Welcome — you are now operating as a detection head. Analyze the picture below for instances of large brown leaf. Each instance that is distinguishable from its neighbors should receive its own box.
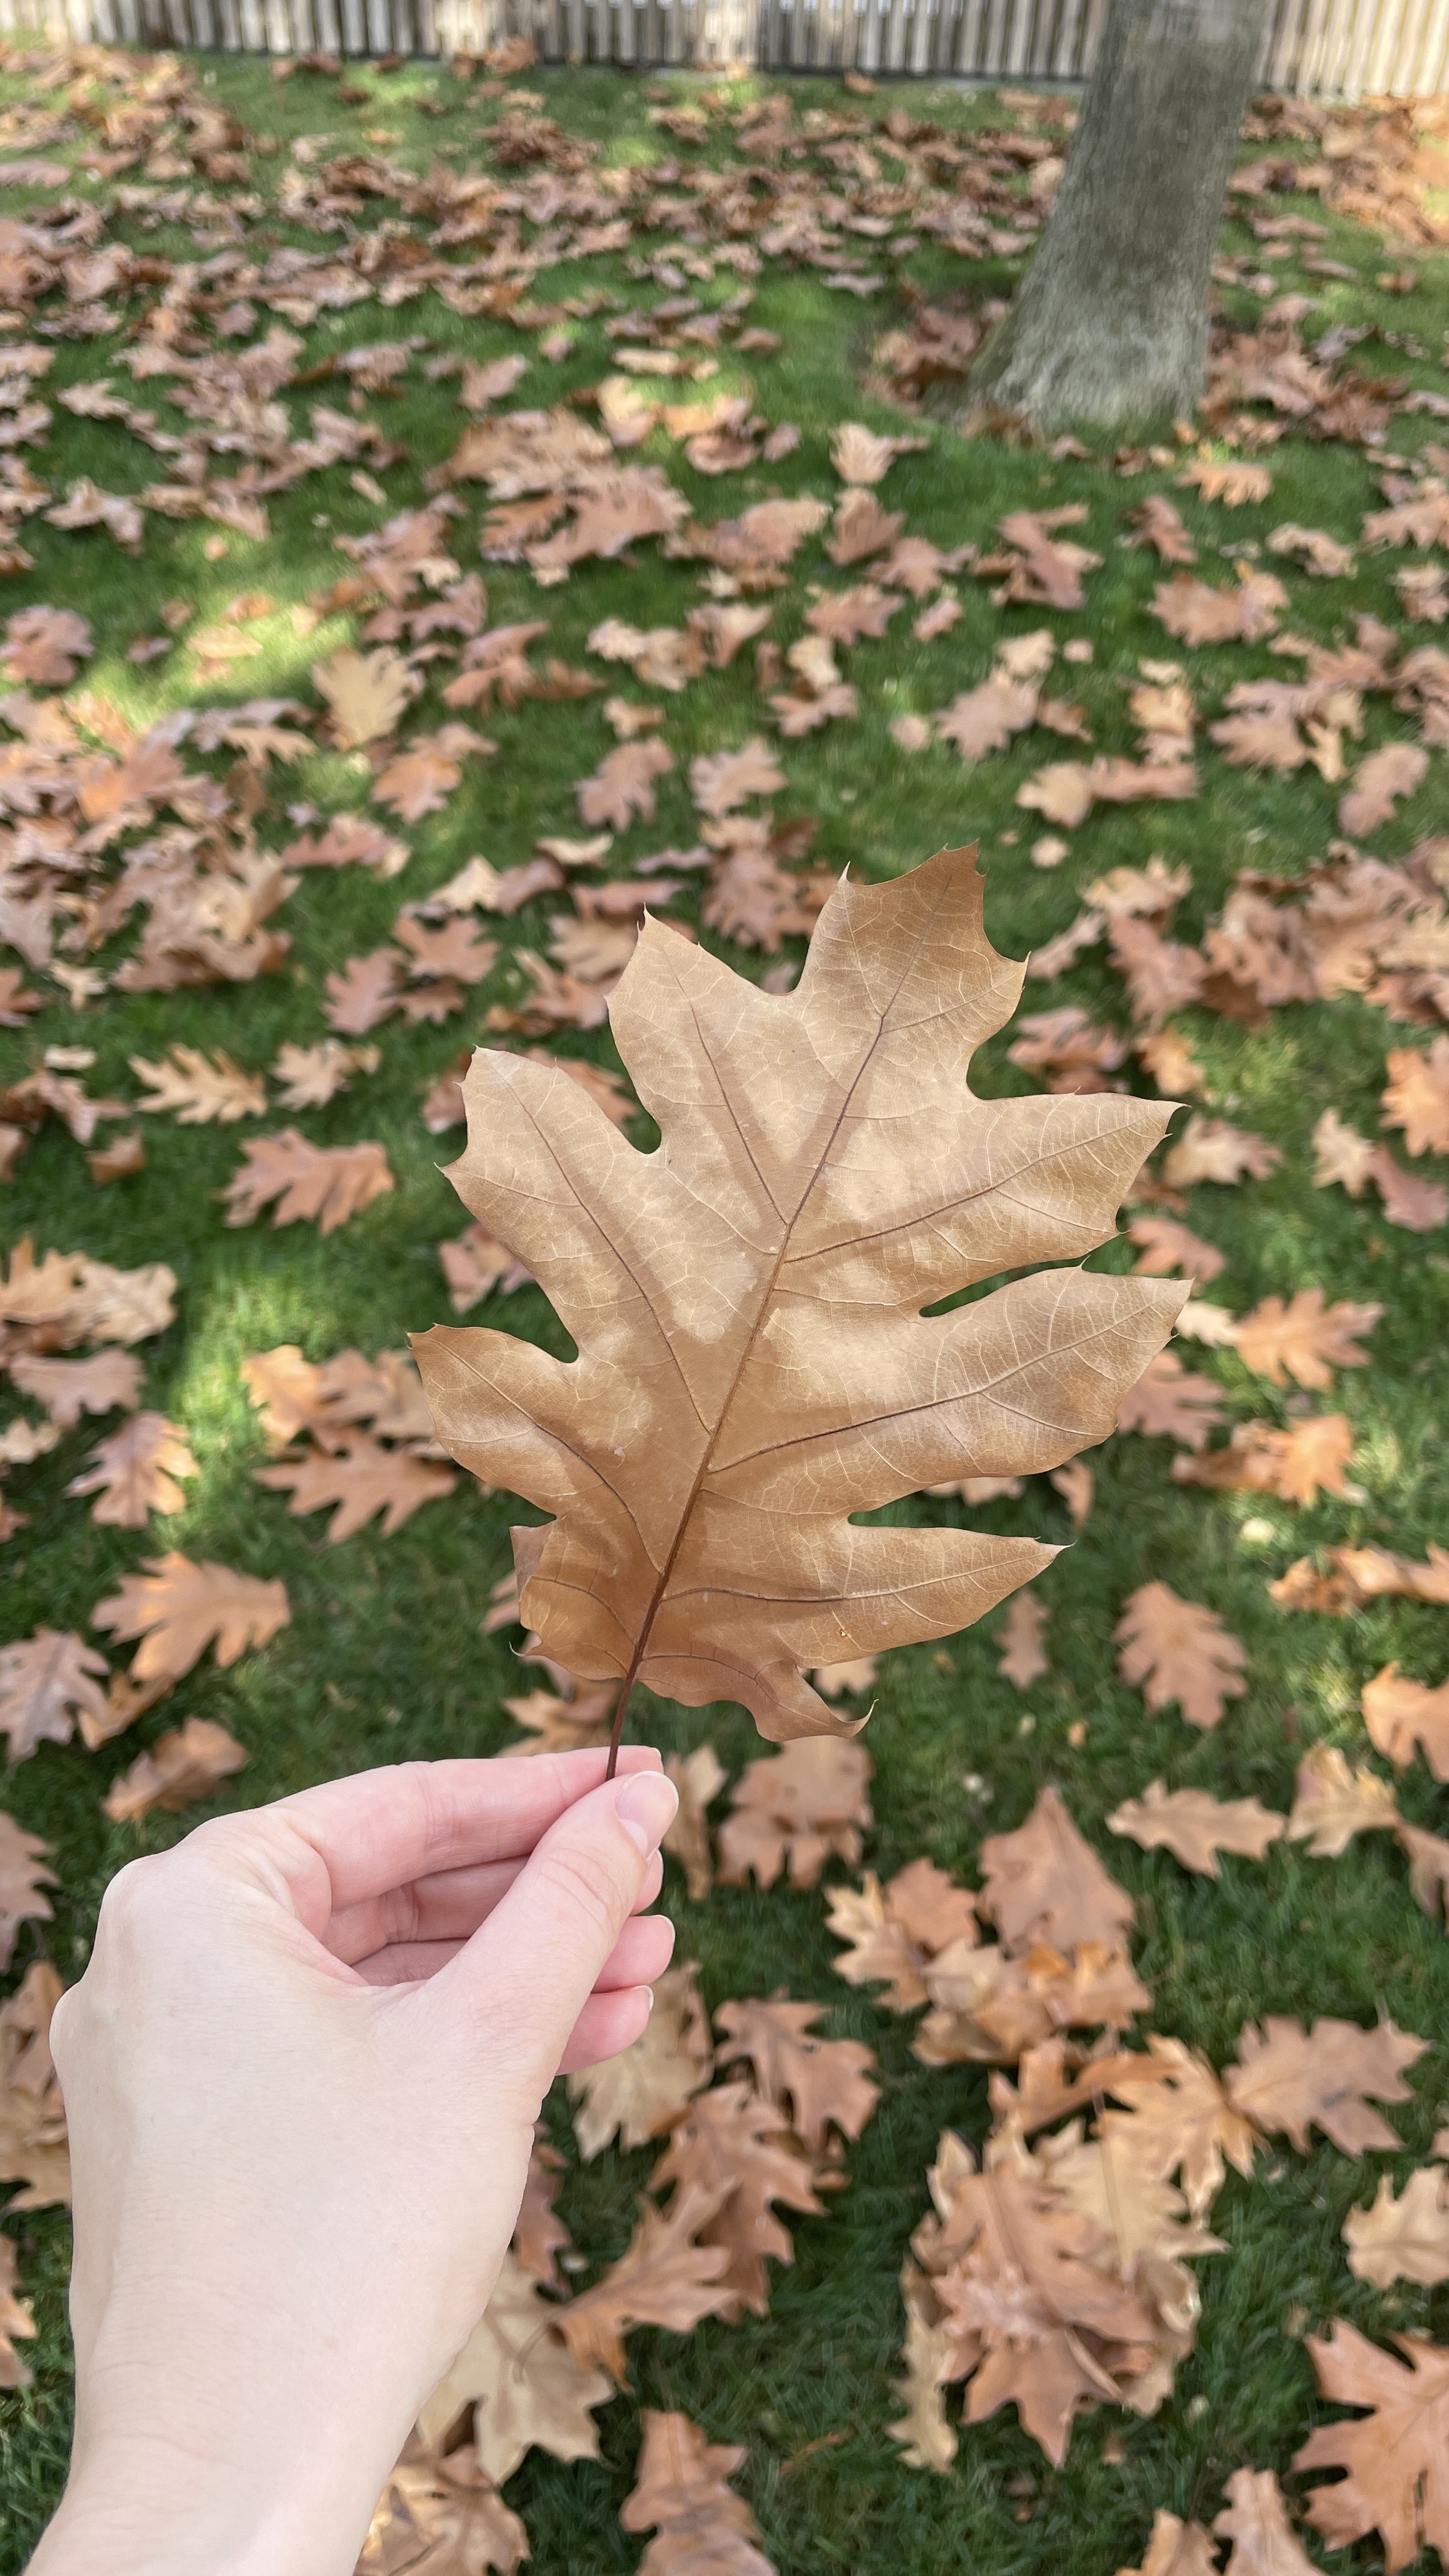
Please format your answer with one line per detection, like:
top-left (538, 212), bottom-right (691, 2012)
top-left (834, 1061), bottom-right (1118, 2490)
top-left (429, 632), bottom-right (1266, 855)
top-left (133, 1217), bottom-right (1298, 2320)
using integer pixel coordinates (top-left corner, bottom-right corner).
top-left (415, 851), bottom-right (1180, 1745)
top-left (1295, 2321), bottom-right (1449, 2572)
top-left (620, 2410), bottom-right (775, 2575)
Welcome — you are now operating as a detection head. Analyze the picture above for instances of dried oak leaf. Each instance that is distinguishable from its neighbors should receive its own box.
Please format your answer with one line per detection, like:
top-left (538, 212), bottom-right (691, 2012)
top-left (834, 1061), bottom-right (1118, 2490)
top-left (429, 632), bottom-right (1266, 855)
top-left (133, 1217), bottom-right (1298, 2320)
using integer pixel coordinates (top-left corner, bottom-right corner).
top-left (1225, 2015), bottom-right (1427, 2153)
top-left (1294, 2321), bottom-right (1449, 2572)
top-left (1285, 1744), bottom-right (1400, 1857)
top-left (1382, 1036), bottom-right (1449, 1155)
top-left (1345, 2166), bottom-right (1449, 2288)
top-left (1172, 1414), bottom-right (1354, 1509)
top-left (103, 1717), bottom-right (248, 1825)
top-left (65, 1411), bottom-right (197, 1529)
top-left (662, 1744), bottom-right (725, 1902)
top-left (714, 1995), bottom-right (880, 2152)
top-left (827, 1859), bottom-right (977, 2012)
top-left (1121, 2513), bottom-right (1218, 2576)
top-left (1212, 2467), bottom-right (1318, 2576)
top-left (652, 2080), bottom-right (823, 2319)
top-left (0, 2235), bottom-right (34, 2392)
top-left (130, 1046), bottom-right (267, 1124)
top-left (362, 2450), bottom-right (527, 2576)
top-left (568, 1959), bottom-right (712, 2159)
top-left (1116, 1352), bottom-right (1226, 1450)
top-left (324, 951), bottom-right (404, 1038)
top-left (620, 2409), bottom-right (775, 2576)
top-left (1091, 2035), bottom-right (1257, 2219)
top-left (1231, 1287), bottom-right (1381, 1388)
top-left (977, 1786), bottom-right (1135, 1956)
top-left (223, 1131), bottom-right (394, 1236)
top-left (91, 1553), bottom-right (289, 1688)
top-left (556, 2184), bottom-right (737, 2382)
top-left (512, 2129), bottom-right (572, 2293)
top-left (0, 1962), bottom-right (69, 2209)
top-left (313, 645), bottom-right (420, 749)
top-left (716, 1738), bottom-right (873, 1889)
top-left (413, 851), bottom-right (1181, 1748)
top-left (257, 1432), bottom-right (456, 1543)
top-left (917, 1936), bottom-right (1149, 2067)
top-left (0, 1630), bottom-right (109, 1763)
top-left (1107, 1781), bottom-right (1285, 1876)
top-left (1151, 569), bottom-right (1286, 647)
top-left (689, 738), bottom-right (785, 818)
top-left (3, 605), bottom-right (93, 688)
top-left (1162, 1117), bottom-right (1281, 1190)
top-left (1363, 1664), bottom-right (1449, 1779)
top-left (999, 1589), bottom-right (1048, 1688)
top-left (576, 737), bottom-right (674, 831)
top-left (0, 1812), bottom-right (55, 1970)
top-left (415, 2251), bottom-right (612, 2485)
top-left (1338, 741), bottom-right (1429, 838)
top-left (1115, 1584), bottom-right (1247, 1730)
top-left (8, 1351), bottom-right (142, 1430)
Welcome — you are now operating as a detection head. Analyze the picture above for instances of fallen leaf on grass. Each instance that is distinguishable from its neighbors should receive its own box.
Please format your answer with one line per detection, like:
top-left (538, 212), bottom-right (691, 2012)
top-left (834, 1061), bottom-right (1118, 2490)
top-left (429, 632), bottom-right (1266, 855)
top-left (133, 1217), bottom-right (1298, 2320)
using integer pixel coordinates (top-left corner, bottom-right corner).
top-left (689, 737), bottom-right (785, 816)
top-left (1173, 1414), bottom-right (1355, 1508)
top-left (1224, 2015), bottom-right (1426, 2153)
top-left (1108, 1781), bottom-right (1285, 1875)
top-left (8, 1351), bottom-right (142, 1429)
top-left (1344, 2166), bottom-right (1449, 2288)
top-left (1120, 2512), bottom-right (1218, 2576)
top-left (1116, 1584), bottom-right (1247, 1729)
top-left (1126, 1216), bottom-right (1225, 1282)
top-left (0, 1963), bottom-right (69, 2210)
top-left (556, 2186), bottom-right (737, 2382)
top-left (414, 2251), bottom-right (611, 2484)
top-left (978, 1786), bottom-right (1135, 1955)
top-left (1163, 1117), bottom-right (1282, 1189)
top-left (257, 1432), bottom-right (456, 1542)
top-left (313, 644), bottom-right (419, 748)
top-left (103, 1717), bottom-right (248, 1824)
top-left (91, 1553), bottom-right (289, 1689)
top-left (1116, 1351), bottom-right (1226, 1449)
top-left (1286, 1744), bottom-right (1400, 1855)
top-left (1363, 1664), bottom-right (1449, 1778)
top-left (0, 1814), bottom-right (54, 1969)
top-left (1381, 1036), bottom-right (1449, 1154)
top-left (621, 2410), bottom-right (776, 2575)
top-left (130, 1047), bottom-right (266, 1124)
top-left (652, 2080), bottom-right (823, 2319)
top-left (1212, 2467), bottom-right (1318, 2576)
top-left (500, 1682), bottom-right (615, 1757)
top-left (1295, 2321), bottom-right (1449, 2572)
top-left (569, 1960), bottom-right (712, 2159)
top-left (1232, 1287), bottom-right (1381, 1386)
top-left (413, 850), bottom-right (1181, 1751)
top-left (0, 2237), bottom-right (34, 2392)
top-left (715, 1996), bottom-right (880, 2152)
top-left (323, 949), bottom-right (404, 1038)
top-left (272, 1041), bottom-right (379, 1112)
top-left (1179, 456), bottom-right (1273, 506)
top-left (827, 1859), bottom-right (977, 2012)
top-left (663, 1745), bottom-right (725, 1902)
top-left (717, 1739), bottom-right (873, 1890)
top-left (223, 1131), bottom-right (394, 1235)
top-left (1152, 568), bottom-right (1286, 647)
top-left (576, 737), bottom-right (673, 830)
top-left (1338, 741), bottom-right (1429, 836)
top-left (438, 1223), bottom-right (533, 1314)
top-left (998, 1589), bottom-right (1048, 1687)
top-left (0, 1630), bottom-right (109, 1763)
top-left (65, 1412), bottom-right (196, 1527)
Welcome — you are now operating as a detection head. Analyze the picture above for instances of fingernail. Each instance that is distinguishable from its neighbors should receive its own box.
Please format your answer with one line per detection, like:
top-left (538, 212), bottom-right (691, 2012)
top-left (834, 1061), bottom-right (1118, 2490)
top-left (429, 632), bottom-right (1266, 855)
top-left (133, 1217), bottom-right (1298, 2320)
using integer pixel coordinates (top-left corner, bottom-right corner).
top-left (615, 1772), bottom-right (678, 1857)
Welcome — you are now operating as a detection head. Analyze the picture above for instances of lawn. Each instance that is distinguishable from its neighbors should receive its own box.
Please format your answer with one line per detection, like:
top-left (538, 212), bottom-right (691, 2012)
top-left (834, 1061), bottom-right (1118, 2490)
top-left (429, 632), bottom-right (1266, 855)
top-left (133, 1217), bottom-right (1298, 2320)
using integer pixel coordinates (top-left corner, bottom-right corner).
top-left (3, 40), bottom-right (1449, 2576)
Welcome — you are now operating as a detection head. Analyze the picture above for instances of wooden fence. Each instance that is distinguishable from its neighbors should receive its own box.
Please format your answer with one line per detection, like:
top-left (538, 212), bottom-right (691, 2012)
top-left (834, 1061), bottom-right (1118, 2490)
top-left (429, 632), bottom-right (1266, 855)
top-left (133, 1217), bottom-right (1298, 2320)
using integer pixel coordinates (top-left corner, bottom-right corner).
top-left (3, 0), bottom-right (1448, 100)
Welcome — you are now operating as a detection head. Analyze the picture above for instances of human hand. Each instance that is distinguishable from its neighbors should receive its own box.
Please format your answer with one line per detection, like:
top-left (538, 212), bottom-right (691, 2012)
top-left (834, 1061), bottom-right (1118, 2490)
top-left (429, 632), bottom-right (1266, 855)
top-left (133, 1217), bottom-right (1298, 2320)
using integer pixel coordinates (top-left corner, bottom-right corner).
top-left (31, 1746), bottom-right (678, 2576)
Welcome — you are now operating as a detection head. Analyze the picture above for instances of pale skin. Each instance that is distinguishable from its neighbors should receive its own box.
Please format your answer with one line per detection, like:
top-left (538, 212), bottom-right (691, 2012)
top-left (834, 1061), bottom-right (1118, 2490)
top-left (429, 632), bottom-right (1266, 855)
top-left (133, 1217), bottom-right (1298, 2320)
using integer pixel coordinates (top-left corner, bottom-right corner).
top-left (28, 1745), bottom-right (680, 2576)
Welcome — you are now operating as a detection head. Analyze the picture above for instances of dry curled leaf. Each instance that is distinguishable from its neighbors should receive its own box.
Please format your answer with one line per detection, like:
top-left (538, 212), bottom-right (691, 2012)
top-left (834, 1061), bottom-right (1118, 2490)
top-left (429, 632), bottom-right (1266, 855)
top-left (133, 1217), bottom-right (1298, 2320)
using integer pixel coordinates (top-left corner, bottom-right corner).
top-left (1115, 1584), bottom-right (1247, 1731)
top-left (714, 1995), bottom-right (880, 2152)
top-left (413, 851), bottom-right (1181, 1751)
top-left (1382, 1036), bottom-right (1449, 1156)
top-left (257, 1432), bottom-right (455, 1543)
top-left (0, 1813), bottom-right (55, 1970)
top-left (0, 2236), bottom-right (34, 2393)
top-left (65, 1412), bottom-right (196, 1528)
top-left (0, 1962), bottom-right (69, 2210)
top-left (827, 1859), bottom-right (977, 2012)
top-left (1231, 1287), bottom-right (1381, 1388)
top-left (652, 2080), bottom-right (823, 2319)
top-left (1116, 1351), bottom-right (1226, 1450)
top-left (1119, 2513), bottom-right (1218, 2576)
top-left (1363, 1664), bottom-right (1449, 1779)
top-left (1344, 2166), bottom-right (1449, 2288)
top-left (414, 2251), bottom-right (612, 2485)
top-left (130, 1046), bottom-right (266, 1124)
top-left (998, 1588), bottom-right (1048, 1688)
top-left (1212, 2467), bottom-right (1318, 2576)
top-left (1286, 1744), bottom-right (1400, 1856)
top-left (1107, 1781), bottom-right (1285, 1876)
top-left (663, 1745), bottom-right (725, 1902)
top-left (556, 2185), bottom-right (737, 2382)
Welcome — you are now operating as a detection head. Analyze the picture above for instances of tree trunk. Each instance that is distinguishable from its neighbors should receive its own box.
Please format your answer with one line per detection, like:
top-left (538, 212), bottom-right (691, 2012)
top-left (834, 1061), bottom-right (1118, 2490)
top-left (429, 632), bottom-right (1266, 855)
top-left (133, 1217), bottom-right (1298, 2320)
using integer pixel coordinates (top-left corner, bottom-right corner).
top-left (972, 0), bottom-right (1263, 430)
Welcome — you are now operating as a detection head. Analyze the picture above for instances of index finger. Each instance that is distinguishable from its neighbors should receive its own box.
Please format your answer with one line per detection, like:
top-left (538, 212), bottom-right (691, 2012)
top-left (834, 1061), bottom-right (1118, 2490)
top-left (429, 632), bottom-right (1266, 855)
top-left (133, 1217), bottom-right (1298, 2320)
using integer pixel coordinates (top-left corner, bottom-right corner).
top-left (190, 1747), bottom-right (664, 1920)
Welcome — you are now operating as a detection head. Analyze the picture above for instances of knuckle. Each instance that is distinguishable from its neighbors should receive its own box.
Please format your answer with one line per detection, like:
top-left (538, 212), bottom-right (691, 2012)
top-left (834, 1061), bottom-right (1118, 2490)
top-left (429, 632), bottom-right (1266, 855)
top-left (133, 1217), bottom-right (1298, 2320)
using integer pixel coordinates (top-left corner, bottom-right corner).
top-left (533, 1839), bottom-right (627, 1942)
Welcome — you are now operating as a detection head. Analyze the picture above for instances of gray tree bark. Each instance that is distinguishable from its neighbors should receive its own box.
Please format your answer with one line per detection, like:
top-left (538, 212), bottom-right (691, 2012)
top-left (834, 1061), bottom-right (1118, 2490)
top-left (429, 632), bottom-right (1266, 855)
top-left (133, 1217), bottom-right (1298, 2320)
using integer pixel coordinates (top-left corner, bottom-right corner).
top-left (972, 0), bottom-right (1264, 430)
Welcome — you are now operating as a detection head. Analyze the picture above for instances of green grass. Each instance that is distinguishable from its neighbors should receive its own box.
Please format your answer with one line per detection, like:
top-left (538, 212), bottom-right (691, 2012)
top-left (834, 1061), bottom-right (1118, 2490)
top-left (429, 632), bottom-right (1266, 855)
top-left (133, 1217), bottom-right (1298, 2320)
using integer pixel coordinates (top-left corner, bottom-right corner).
top-left (3, 47), bottom-right (1449, 2574)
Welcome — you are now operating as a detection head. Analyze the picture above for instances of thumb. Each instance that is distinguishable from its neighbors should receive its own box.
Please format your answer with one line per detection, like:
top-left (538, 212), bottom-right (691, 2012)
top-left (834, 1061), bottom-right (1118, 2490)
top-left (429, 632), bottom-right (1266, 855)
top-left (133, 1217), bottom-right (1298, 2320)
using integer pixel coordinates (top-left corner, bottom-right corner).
top-left (421, 1767), bottom-right (679, 2093)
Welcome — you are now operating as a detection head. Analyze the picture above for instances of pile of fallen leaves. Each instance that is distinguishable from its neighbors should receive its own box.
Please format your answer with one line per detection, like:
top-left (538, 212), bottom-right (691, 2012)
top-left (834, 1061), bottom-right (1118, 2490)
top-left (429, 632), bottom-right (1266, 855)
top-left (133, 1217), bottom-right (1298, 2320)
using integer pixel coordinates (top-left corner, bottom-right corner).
top-left (6, 39), bottom-right (1449, 2576)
